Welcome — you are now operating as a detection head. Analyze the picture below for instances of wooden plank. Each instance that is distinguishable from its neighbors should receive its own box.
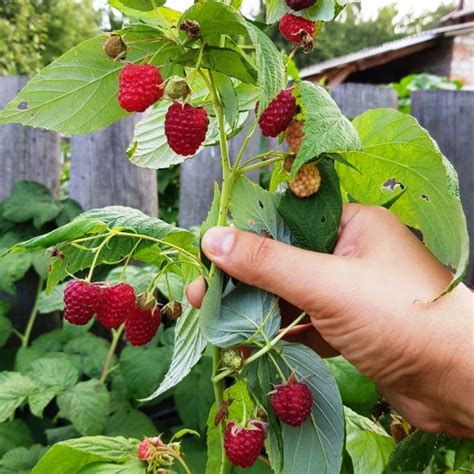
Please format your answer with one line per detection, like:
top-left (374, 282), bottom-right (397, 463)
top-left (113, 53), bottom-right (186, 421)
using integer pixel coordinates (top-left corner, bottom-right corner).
top-left (0, 76), bottom-right (61, 200)
top-left (412, 89), bottom-right (474, 284)
top-left (332, 83), bottom-right (398, 118)
top-left (69, 115), bottom-right (158, 217)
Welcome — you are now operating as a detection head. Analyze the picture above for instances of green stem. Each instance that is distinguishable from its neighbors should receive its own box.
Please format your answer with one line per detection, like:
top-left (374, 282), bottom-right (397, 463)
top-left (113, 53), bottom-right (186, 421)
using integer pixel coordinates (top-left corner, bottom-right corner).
top-left (100, 326), bottom-right (123, 383)
top-left (86, 233), bottom-right (116, 282)
top-left (233, 116), bottom-right (259, 169)
top-left (212, 312), bottom-right (307, 384)
top-left (21, 277), bottom-right (44, 348)
top-left (239, 155), bottom-right (285, 175)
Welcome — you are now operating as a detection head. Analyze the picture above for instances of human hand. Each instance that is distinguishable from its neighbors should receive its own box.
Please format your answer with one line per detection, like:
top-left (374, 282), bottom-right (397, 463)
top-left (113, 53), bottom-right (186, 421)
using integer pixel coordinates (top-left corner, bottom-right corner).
top-left (187, 204), bottom-right (474, 439)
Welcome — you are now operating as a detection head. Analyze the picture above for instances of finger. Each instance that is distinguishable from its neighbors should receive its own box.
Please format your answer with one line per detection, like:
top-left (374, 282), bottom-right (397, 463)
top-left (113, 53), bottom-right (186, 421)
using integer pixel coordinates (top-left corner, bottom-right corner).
top-left (201, 227), bottom-right (357, 313)
top-left (185, 276), bottom-right (206, 309)
top-left (283, 323), bottom-right (339, 358)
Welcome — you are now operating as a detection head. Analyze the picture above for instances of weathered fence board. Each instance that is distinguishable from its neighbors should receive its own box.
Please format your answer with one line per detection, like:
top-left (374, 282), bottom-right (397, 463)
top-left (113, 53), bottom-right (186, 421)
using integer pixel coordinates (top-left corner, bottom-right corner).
top-left (0, 76), bottom-right (61, 200)
top-left (412, 90), bottom-right (474, 283)
top-left (70, 116), bottom-right (158, 217)
top-left (332, 83), bottom-right (398, 117)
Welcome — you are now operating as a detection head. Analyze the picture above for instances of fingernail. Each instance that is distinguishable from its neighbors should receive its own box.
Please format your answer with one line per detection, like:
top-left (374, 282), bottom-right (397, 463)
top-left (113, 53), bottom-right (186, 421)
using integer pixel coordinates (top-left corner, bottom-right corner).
top-left (202, 227), bottom-right (235, 257)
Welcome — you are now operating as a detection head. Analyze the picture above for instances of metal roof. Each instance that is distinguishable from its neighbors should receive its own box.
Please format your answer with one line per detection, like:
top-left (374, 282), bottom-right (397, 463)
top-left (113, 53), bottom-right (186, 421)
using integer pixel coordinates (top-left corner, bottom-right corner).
top-left (301, 21), bottom-right (474, 78)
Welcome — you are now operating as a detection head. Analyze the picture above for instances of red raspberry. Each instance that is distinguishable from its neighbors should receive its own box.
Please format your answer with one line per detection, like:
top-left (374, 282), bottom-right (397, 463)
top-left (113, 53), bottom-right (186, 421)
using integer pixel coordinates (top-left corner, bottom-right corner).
top-left (96, 283), bottom-right (135, 329)
top-left (164, 103), bottom-right (209, 156)
top-left (137, 439), bottom-right (154, 461)
top-left (271, 377), bottom-right (313, 427)
top-left (124, 304), bottom-right (161, 346)
top-left (224, 420), bottom-right (266, 468)
top-left (64, 280), bottom-right (100, 325)
top-left (258, 90), bottom-right (296, 138)
top-left (118, 64), bottom-right (164, 112)
top-left (279, 13), bottom-right (316, 43)
top-left (285, 0), bottom-right (316, 11)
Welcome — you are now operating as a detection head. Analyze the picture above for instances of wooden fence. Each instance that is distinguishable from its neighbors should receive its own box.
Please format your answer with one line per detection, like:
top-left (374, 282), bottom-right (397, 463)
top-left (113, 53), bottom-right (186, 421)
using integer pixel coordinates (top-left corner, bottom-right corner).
top-left (1, 78), bottom-right (473, 285)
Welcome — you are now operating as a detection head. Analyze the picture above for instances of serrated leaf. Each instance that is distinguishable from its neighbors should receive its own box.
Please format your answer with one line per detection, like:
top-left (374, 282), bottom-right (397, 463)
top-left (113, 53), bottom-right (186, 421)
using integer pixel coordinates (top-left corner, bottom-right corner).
top-left (214, 73), bottom-right (240, 129)
top-left (273, 343), bottom-right (344, 474)
top-left (32, 436), bottom-right (138, 474)
top-left (37, 281), bottom-right (67, 314)
top-left (293, 82), bottom-right (361, 173)
top-left (279, 160), bottom-right (342, 252)
top-left (55, 198), bottom-right (83, 227)
top-left (344, 407), bottom-right (395, 474)
top-left (0, 445), bottom-right (47, 474)
top-left (141, 305), bottom-right (206, 400)
top-left (105, 265), bottom-right (157, 295)
top-left (119, 344), bottom-right (172, 400)
top-left (0, 233), bottom-right (33, 295)
top-left (0, 33), bottom-right (178, 134)
top-left (0, 314), bottom-right (13, 348)
top-left (326, 357), bottom-right (378, 417)
top-left (103, 409), bottom-right (156, 439)
top-left (338, 109), bottom-right (469, 293)
top-left (2, 181), bottom-right (62, 229)
top-left (246, 22), bottom-right (286, 113)
top-left (0, 420), bottom-right (33, 457)
top-left (57, 380), bottom-right (110, 435)
top-left (174, 357), bottom-right (214, 433)
top-left (231, 176), bottom-right (291, 243)
top-left (27, 357), bottom-right (80, 417)
top-left (0, 372), bottom-right (37, 423)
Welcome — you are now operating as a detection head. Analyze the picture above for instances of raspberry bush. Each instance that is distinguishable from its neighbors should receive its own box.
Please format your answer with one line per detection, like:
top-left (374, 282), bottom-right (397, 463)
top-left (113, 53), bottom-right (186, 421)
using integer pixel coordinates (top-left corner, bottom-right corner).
top-left (0, 1), bottom-right (470, 473)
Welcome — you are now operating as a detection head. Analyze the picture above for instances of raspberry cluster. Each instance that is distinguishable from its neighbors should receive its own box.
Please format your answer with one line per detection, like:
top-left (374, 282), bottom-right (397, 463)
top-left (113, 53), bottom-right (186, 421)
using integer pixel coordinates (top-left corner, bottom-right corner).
top-left (63, 280), bottom-right (162, 346)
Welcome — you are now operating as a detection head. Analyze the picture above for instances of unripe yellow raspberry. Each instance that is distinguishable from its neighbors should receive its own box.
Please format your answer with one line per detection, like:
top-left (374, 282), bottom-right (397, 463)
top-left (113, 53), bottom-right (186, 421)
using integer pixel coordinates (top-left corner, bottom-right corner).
top-left (285, 120), bottom-right (305, 154)
top-left (289, 163), bottom-right (321, 198)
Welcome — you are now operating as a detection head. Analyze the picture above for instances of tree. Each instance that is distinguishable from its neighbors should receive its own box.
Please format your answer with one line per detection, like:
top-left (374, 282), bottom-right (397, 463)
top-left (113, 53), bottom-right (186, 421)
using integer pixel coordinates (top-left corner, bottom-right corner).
top-left (0, 0), bottom-right (100, 75)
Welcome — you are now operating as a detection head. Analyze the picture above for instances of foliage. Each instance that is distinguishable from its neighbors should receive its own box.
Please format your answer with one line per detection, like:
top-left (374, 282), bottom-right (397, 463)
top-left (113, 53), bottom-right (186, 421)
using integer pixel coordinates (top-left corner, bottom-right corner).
top-left (0, 0), bottom-right (470, 473)
top-left (389, 73), bottom-right (464, 113)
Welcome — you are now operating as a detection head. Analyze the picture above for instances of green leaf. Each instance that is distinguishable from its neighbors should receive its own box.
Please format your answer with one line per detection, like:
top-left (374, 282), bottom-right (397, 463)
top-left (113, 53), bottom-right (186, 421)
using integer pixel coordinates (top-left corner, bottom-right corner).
top-left (0, 420), bottom-right (33, 457)
top-left (266, 0), bottom-right (337, 23)
top-left (0, 314), bottom-right (13, 348)
top-left (45, 425), bottom-right (80, 445)
top-left (278, 160), bottom-right (343, 253)
top-left (231, 176), bottom-right (291, 243)
top-left (79, 460), bottom-right (145, 474)
top-left (345, 407), bottom-right (395, 474)
top-left (2, 181), bottom-right (62, 229)
top-left (214, 72), bottom-right (240, 129)
top-left (0, 372), bottom-right (37, 423)
top-left (27, 357), bottom-right (80, 417)
top-left (385, 431), bottom-right (450, 473)
top-left (453, 440), bottom-right (474, 469)
top-left (0, 445), bottom-right (48, 474)
top-left (246, 22), bottom-right (286, 113)
top-left (0, 35), bottom-right (165, 134)
top-left (105, 265), bottom-right (157, 295)
top-left (57, 380), bottom-right (110, 436)
top-left (32, 436), bottom-right (138, 474)
top-left (110, 0), bottom-right (164, 13)
top-left (37, 282), bottom-right (67, 314)
top-left (293, 82), bottom-right (361, 173)
top-left (174, 357), bottom-right (214, 433)
top-left (0, 233), bottom-right (33, 295)
top-left (326, 357), bottom-right (378, 417)
top-left (338, 109), bottom-right (469, 292)
top-left (103, 409), bottom-right (156, 439)
top-left (55, 198), bottom-right (83, 227)
top-left (141, 305), bottom-right (206, 401)
top-left (119, 344), bottom-right (172, 400)
top-left (274, 343), bottom-right (344, 474)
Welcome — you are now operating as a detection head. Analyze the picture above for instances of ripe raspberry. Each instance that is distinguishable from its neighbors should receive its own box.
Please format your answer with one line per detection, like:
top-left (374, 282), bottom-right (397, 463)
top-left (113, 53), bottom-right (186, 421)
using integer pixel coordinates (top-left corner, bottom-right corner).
top-left (118, 64), bottom-right (164, 113)
top-left (285, 0), bottom-right (317, 10)
top-left (258, 90), bottom-right (297, 138)
top-left (64, 280), bottom-right (100, 325)
top-left (224, 420), bottom-right (266, 468)
top-left (279, 13), bottom-right (316, 43)
top-left (96, 283), bottom-right (135, 329)
top-left (124, 303), bottom-right (161, 346)
top-left (103, 34), bottom-right (127, 60)
top-left (271, 377), bottom-right (313, 427)
top-left (165, 103), bottom-right (209, 156)
top-left (285, 120), bottom-right (305, 154)
top-left (290, 163), bottom-right (321, 198)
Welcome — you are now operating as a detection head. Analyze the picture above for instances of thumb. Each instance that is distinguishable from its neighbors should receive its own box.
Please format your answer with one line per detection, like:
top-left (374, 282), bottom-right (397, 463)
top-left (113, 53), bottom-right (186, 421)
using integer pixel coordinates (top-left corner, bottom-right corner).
top-left (201, 227), bottom-right (357, 313)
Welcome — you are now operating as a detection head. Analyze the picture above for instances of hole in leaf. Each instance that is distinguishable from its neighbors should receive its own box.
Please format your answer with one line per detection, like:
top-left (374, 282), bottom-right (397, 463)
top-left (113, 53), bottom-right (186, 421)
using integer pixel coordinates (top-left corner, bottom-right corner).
top-left (421, 194), bottom-right (430, 202)
top-left (258, 200), bottom-right (264, 209)
top-left (17, 101), bottom-right (29, 110)
top-left (383, 178), bottom-right (405, 191)
top-left (321, 216), bottom-right (326, 224)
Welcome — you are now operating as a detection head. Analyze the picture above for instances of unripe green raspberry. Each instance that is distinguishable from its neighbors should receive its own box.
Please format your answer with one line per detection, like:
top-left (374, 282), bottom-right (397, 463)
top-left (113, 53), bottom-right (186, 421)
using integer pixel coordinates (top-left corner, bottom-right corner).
top-left (165, 77), bottom-right (191, 101)
top-left (221, 349), bottom-right (244, 371)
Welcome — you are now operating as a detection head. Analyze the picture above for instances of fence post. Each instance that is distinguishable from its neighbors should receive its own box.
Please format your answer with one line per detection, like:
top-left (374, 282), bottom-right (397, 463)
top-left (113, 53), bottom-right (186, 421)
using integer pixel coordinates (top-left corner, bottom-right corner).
top-left (0, 76), bottom-right (61, 200)
top-left (332, 83), bottom-right (398, 117)
top-left (69, 115), bottom-right (158, 217)
top-left (412, 89), bottom-right (474, 284)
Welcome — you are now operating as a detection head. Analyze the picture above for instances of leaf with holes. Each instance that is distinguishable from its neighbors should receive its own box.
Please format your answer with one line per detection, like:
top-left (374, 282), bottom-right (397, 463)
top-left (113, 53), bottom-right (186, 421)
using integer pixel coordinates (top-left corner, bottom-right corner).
top-left (338, 108), bottom-right (469, 292)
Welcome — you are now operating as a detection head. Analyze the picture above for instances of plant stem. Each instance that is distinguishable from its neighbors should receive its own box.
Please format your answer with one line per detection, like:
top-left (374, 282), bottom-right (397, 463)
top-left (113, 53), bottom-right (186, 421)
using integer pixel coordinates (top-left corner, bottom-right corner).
top-left (21, 277), bottom-right (44, 348)
top-left (239, 155), bottom-right (285, 175)
top-left (233, 116), bottom-right (259, 169)
top-left (100, 326), bottom-right (124, 383)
